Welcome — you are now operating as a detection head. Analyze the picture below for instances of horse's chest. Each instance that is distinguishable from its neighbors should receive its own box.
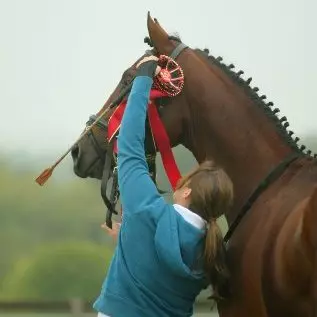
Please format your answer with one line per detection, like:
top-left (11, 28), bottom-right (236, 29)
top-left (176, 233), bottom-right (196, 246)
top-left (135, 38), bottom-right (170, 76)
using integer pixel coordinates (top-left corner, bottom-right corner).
top-left (223, 167), bottom-right (317, 317)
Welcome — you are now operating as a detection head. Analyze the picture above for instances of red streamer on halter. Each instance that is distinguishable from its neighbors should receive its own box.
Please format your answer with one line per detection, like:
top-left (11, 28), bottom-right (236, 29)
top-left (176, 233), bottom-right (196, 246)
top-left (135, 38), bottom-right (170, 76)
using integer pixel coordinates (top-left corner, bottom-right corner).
top-left (108, 89), bottom-right (181, 190)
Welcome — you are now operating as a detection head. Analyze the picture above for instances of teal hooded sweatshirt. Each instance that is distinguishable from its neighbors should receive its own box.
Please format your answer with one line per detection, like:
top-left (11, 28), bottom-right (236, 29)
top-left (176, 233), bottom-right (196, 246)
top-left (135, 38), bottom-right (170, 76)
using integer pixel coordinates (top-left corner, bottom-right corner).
top-left (93, 75), bottom-right (207, 317)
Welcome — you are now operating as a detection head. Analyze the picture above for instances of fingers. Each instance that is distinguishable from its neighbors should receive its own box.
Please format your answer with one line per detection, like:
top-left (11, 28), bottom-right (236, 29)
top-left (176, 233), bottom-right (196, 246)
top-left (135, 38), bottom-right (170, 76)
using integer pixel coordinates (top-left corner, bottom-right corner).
top-left (101, 221), bottom-right (121, 239)
top-left (136, 55), bottom-right (159, 69)
top-left (114, 222), bottom-right (122, 229)
top-left (155, 66), bottom-right (162, 76)
top-left (136, 56), bottom-right (161, 78)
top-left (101, 222), bottom-right (113, 234)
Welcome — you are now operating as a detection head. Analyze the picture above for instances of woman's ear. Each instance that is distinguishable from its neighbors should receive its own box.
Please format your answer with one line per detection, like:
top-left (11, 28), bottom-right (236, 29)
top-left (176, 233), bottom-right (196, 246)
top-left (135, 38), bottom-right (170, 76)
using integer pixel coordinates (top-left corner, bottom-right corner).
top-left (182, 187), bottom-right (192, 199)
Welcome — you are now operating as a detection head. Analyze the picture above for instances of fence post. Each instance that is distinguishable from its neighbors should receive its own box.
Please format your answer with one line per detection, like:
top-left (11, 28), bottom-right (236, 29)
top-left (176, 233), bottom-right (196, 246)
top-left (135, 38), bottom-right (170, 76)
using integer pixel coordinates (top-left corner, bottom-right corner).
top-left (69, 298), bottom-right (84, 316)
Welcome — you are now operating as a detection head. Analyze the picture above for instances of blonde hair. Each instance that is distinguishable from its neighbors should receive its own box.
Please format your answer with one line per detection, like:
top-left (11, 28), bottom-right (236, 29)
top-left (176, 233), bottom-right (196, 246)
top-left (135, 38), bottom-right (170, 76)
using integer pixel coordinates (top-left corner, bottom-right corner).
top-left (176, 160), bottom-right (233, 300)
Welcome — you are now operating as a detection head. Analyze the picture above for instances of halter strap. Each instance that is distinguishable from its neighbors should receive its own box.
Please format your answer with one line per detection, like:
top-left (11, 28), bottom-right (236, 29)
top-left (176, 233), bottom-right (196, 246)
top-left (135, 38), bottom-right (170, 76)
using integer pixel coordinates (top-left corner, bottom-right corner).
top-left (101, 142), bottom-right (118, 228)
top-left (170, 43), bottom-right (188, 60)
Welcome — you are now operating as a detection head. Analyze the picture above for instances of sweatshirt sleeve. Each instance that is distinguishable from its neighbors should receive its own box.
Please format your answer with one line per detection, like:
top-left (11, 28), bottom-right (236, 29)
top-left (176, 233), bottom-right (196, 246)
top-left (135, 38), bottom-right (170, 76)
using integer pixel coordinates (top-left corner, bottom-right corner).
top-left (117, 76), bottom-right (166, 215)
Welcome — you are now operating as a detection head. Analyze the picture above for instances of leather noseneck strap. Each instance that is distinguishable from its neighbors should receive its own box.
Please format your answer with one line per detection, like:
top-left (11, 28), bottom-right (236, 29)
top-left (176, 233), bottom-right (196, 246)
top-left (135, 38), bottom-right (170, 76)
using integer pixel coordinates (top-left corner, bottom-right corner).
top-left (170, 43), bottom-right (188, 60)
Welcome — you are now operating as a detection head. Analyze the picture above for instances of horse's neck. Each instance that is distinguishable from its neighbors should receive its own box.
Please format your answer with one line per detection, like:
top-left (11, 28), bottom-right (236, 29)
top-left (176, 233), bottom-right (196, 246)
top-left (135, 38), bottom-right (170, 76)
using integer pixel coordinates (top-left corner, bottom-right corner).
top-left (181, 52), bottom-right (295, 223)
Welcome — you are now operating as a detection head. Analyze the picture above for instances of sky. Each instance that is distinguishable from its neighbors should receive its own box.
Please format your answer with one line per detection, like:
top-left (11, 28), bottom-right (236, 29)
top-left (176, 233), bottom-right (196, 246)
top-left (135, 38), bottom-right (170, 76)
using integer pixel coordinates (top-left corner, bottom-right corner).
top-left (1, 0), bottom-right (316, 159)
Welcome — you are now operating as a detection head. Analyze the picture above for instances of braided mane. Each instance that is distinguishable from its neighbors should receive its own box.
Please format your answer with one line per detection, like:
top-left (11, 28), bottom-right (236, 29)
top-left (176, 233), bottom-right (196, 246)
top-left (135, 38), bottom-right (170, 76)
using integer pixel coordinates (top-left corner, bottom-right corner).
top-left (144, 35), bottom-right (314, 157)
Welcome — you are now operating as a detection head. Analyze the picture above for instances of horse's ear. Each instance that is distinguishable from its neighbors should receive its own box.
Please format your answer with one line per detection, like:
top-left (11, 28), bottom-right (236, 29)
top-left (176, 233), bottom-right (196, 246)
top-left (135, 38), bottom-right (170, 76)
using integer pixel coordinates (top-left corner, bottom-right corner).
top-left (153, 17), bottom-right (164, 30)
top-left (147, 12), bottom-right (174, 55)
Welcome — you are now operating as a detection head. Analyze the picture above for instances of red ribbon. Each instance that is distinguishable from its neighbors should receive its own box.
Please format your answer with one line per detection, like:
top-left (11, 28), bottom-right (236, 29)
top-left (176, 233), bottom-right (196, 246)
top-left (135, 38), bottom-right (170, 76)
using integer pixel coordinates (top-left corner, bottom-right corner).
top-left (108, 89), bottom-right (181, 190)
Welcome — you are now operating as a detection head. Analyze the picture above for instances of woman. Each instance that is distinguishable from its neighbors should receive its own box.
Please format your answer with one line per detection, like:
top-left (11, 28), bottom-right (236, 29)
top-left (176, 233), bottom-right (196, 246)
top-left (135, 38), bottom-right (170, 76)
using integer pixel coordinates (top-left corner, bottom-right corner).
top-left (94, 56), bottom-right (233, 317)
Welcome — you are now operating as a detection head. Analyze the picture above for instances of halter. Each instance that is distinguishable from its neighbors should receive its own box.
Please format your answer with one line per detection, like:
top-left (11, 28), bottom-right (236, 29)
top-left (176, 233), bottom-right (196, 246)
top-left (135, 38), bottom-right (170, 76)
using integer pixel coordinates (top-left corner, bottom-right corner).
top-left (87, 42), bottom-right (188, 228)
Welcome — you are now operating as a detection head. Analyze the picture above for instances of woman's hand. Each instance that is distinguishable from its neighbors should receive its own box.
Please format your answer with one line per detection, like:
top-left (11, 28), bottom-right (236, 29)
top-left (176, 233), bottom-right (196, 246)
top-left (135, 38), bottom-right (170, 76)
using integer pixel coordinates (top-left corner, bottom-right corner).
top-left (101, 221), bottom-right (121, 242)
top-left (136, 55), bottom-right (162, 78)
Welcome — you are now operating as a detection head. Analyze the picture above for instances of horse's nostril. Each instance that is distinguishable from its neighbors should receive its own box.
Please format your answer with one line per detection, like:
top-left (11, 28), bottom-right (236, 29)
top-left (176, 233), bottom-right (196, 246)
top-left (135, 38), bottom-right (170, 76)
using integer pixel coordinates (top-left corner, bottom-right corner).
top-left (71, 144), bottom-right (80, 160)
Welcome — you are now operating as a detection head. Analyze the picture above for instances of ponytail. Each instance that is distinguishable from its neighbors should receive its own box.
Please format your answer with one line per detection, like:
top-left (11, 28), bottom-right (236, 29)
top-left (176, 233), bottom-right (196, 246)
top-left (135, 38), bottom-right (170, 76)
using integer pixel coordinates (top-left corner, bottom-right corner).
top-left (176, 160), bottom-right (233, 300)
top-left (204, 218), bottom-right (230, 301)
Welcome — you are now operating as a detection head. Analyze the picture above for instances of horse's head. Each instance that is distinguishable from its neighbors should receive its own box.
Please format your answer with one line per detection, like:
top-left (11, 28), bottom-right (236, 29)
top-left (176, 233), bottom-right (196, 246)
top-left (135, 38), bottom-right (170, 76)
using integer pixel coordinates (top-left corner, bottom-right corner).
top-left (71, 14), bottom-right (191, 180)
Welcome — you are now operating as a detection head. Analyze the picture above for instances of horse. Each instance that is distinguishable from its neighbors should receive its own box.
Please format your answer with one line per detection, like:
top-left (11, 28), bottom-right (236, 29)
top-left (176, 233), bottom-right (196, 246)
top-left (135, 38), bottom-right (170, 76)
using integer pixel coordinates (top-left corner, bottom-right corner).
top-left (71, 13), bottom-right (317, 317)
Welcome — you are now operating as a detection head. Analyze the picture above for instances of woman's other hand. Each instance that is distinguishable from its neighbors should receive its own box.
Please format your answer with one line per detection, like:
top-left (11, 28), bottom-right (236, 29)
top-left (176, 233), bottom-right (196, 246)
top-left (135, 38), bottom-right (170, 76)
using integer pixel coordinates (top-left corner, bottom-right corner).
top-left (101, 221), bottom-right (121, 241)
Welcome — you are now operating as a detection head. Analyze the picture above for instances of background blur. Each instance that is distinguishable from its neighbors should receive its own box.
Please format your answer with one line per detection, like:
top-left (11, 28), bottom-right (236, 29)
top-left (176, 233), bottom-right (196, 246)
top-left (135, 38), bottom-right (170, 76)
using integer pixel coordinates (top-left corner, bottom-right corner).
top-left (1, 0), bottom-right (316, 316)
